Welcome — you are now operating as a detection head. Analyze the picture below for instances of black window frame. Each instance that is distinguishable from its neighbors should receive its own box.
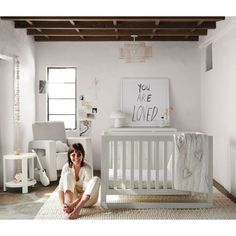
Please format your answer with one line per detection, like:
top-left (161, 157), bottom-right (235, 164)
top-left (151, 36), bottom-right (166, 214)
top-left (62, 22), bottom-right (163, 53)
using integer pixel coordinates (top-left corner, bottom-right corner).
top-left (47, 66), bottom-right (77, 130)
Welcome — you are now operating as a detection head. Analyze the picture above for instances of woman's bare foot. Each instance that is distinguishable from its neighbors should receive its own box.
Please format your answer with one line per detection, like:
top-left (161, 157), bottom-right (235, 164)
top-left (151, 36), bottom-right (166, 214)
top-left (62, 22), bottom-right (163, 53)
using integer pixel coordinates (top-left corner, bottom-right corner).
top-left (68, 209), bottom-right (80, 220)
top-left (63, 203), bottom-right (74, 213)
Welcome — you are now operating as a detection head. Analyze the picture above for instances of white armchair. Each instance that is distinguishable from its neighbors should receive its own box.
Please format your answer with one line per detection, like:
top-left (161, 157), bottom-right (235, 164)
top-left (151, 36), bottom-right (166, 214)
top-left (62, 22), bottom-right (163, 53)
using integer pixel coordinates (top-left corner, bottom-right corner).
top-left (28, 121), bottom-right (93, 182)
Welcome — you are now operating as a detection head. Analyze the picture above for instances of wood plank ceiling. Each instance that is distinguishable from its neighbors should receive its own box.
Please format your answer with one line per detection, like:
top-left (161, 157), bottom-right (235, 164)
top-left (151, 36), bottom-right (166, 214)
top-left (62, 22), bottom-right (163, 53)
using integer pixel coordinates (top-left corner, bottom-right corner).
top-left (1, 16), bottom-right (225, 42)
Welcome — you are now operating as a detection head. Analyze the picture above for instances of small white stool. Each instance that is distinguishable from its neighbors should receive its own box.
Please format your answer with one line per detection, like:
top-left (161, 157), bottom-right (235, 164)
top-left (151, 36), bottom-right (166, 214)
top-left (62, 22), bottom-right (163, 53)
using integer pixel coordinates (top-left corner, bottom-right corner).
top-left (3, 153), bottom-right (37, 193)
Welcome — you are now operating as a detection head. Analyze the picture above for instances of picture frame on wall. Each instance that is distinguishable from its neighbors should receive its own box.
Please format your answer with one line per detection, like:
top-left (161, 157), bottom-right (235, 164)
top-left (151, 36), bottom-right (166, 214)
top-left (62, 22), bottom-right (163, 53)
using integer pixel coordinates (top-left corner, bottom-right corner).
top-left (39, 80), bottom-right (47, 94)
top-left (87, 113), bottom-right (95, 119)
top-left (121, 77), bottom-right (170, 127)
top-left (92, 107), bottom-right (97, 114)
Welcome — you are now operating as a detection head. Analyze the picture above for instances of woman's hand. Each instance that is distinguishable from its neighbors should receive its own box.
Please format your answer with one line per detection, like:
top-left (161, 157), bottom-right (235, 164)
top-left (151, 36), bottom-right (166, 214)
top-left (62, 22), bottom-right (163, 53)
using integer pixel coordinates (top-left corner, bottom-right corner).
top-left (63, 203), bottom-right (74, 213)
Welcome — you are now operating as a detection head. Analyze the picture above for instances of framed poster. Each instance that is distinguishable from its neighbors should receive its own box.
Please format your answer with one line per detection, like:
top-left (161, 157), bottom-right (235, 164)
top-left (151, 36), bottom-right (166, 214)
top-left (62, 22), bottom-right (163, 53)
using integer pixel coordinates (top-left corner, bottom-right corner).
top-left (121, 77), bottom-right (169, 127)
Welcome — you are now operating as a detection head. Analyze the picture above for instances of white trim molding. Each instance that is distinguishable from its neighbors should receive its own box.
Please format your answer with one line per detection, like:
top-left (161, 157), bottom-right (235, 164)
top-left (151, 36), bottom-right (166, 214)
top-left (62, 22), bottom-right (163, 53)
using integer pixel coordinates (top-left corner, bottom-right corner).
top-left (198, 17), bottom-right (236, 48)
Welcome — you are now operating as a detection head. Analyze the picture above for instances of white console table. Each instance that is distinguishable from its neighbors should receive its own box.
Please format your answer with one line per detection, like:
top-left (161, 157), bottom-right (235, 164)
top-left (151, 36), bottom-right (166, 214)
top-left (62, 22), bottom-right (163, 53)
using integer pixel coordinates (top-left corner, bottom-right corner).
top-left (3, 153), bottom-right (37, 193)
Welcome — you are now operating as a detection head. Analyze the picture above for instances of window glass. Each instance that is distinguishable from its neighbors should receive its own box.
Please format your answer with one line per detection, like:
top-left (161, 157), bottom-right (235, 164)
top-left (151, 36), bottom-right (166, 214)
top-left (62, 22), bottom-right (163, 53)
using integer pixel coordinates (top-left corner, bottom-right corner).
top-left (48, 99), bottom-right (75, 114)
top-left (48, 84), bottom-right (75, 98)
top-left (47, 67), bottom-right (76, 129)
top-left (48, 68), bottom-right (76, 83)
top-left (49, 115), bottom-right (75, 130)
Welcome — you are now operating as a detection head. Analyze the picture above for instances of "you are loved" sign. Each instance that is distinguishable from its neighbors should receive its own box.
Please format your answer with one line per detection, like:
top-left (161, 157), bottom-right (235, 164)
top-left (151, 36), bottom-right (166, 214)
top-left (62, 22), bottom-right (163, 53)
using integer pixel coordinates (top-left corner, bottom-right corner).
top-left (121, 78), bottom-right (169, 127)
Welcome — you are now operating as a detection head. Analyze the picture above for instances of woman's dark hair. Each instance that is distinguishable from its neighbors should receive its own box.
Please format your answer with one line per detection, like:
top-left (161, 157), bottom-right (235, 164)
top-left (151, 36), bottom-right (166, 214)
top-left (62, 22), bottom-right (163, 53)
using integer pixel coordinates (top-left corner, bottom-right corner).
top-left (68, 143), bottom-right (85, 168)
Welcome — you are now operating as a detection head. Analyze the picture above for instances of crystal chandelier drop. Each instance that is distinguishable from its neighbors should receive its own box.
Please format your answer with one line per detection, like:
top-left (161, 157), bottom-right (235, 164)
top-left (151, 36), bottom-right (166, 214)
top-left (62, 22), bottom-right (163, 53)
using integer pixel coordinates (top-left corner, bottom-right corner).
top-left (119, 35), bottom-right (152, 63)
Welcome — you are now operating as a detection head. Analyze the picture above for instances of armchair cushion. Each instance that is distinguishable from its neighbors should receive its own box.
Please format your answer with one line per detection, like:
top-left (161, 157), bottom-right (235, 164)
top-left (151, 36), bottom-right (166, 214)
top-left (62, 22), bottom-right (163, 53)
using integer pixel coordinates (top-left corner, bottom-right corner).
top-left (32, 121), bottom-right (66, 143)
top-left (56, 140), bottom-right (69, 153)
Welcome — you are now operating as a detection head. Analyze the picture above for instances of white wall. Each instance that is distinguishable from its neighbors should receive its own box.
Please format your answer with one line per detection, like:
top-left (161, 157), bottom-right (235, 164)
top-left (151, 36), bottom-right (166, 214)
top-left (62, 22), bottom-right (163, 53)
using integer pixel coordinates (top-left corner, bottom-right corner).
top-left (199, 17), bottom-right (236, 195)
top-left (36, 41), bottom-right (201, 170)
top-left (0, 20), bottom-right (36, 186)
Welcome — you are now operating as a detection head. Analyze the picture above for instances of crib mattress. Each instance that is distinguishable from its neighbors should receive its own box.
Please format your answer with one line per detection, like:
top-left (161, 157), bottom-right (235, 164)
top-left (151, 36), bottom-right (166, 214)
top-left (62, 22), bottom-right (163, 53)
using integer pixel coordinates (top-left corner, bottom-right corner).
top-left (108, 169), bottom-right (173, 189)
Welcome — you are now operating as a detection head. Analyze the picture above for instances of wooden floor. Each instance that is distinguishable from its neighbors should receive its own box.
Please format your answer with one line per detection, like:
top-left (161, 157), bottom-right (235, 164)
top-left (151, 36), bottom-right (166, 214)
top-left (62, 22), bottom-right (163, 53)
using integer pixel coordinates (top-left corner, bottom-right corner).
top-left (213, 179), bottom-right (236, 203)
top-left (0, 174), bottom-right (235, 219)
top-left (0, 170), bottom-right (101, 219)
top-left (0, 181), bottom-right (58, 219)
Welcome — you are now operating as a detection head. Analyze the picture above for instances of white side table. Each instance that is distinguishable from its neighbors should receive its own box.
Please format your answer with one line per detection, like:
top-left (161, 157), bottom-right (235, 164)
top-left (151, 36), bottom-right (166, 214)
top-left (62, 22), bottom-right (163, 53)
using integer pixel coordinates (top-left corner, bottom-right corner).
top-left (3, 153), bottom-right (37, 193)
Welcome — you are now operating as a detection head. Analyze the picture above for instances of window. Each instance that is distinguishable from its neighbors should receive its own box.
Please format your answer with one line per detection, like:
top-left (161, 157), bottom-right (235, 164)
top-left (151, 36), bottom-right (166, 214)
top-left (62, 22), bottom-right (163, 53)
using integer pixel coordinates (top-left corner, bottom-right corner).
top-left (206, 43), bottom-right (213, 72)
top-left (47, 67), bottom-right (77, 129)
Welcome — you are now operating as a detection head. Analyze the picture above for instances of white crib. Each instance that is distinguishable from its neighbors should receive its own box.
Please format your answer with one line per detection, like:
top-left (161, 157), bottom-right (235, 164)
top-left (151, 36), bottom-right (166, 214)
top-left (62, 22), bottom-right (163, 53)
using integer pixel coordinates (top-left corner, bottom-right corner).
top-left (101, 128), bottom-right (213, 209)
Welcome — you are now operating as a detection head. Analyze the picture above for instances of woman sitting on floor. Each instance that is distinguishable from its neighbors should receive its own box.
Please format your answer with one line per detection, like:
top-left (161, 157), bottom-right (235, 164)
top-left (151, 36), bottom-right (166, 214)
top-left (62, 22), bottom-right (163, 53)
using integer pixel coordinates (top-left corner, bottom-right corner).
top-left (58, 143), bottom-right (100, 220)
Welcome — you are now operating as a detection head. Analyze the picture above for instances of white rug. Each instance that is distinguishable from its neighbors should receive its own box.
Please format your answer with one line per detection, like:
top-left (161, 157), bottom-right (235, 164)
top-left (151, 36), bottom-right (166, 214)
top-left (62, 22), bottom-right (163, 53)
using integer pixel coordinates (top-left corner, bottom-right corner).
top-left (34, 188), bottom-right (236, 219)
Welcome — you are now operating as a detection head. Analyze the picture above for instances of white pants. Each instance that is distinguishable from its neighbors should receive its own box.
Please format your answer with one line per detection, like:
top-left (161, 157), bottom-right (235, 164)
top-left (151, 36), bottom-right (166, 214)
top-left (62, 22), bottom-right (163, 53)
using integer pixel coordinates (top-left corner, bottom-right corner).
top-left (84, 176), bottom-right (100, 207)
top-left (59, 175), bottom-right (100, 207)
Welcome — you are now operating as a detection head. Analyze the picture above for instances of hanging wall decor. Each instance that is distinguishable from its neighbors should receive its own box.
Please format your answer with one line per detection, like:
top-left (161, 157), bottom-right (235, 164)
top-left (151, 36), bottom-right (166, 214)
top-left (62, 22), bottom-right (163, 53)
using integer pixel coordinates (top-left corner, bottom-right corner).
top-left (13, 56), bottom-right (21, 155)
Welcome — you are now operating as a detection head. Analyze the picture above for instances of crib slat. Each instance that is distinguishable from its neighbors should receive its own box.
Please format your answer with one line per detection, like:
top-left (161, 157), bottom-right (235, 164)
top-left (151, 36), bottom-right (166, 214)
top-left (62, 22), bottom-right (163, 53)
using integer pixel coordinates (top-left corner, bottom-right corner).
top-left (130, 141), bottom-right (134, 190)
top-left (147, 141), bottom-right (151, 189)
top-left (113, 140), bottom-right (118, 189)
top-left (138, 141), bottom-right (143, 189)
top-left (109, 141), bottom-right (112, 169)
top-left (163, 140), bottom-right (167, 189)
top-left (122, 141), bottom-right (126, 189)
top-left (172, 139), bottom-right (175, 189)
top-left (155, 140), bottom-right (159, 189)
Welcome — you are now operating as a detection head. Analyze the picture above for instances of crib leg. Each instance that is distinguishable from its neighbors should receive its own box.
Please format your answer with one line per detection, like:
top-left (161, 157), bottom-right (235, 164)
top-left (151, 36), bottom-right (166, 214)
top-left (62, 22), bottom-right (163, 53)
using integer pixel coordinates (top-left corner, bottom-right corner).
top-left (100, 184), bottom-right (108, 208)
top-left (207, 135), bottom-right (213, 207)
top-left (101, 136), bottom-right (109, 209)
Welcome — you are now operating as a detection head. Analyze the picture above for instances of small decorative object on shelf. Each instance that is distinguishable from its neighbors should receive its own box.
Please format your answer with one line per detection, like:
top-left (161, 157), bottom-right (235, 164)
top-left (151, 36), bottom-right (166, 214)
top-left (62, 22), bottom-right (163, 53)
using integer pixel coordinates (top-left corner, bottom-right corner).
top-left (110, 111), bottom-right (126, 128)
top-left (160, 107), bottom-right (173, 127)
top-left (160, 116), bottom-right (167, 127)
top-left (14, 148), bottom-right (21, 155)
top-left (14, 172), bottom-right (23, 183)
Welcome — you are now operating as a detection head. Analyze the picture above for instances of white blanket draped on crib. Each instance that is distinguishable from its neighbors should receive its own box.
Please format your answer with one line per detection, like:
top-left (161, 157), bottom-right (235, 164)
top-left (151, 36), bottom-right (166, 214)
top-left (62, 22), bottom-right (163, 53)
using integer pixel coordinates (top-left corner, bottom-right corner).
top-left (173, 132), bottom-right (209, 193)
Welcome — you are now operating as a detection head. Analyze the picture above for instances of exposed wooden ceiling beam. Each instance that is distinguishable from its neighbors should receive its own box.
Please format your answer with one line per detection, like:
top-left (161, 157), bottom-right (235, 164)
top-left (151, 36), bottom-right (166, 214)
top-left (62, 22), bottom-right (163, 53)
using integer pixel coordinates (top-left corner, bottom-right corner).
top-left (75, 28), bottom-right (84, 39)
top-left (151, 20), bottom-right (161, 38)
top-left (34, 35), bottom-right (199, 41)
top-left (113, 20), bottom-right (118, 33)
top-left (27, 29), bottom-right (207, 36)
top-left (70, 20), bottom-right (75, 26)
top-left (1, 16), bottom-right (225, 21)
top-left (15, 21), bottom-right (217, 29)
top-left (26, 20), bottom-right (33, 25)
top-left (197, 20), bottom-right (205, 26)
top-left (0, 16), bottom-right (224, 42)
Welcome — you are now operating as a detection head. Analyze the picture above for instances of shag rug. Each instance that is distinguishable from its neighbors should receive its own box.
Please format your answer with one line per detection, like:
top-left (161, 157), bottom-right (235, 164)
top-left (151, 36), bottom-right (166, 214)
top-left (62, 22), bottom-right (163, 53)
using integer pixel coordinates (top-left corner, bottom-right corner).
top-left (34, 188), bottom-right (236, 220)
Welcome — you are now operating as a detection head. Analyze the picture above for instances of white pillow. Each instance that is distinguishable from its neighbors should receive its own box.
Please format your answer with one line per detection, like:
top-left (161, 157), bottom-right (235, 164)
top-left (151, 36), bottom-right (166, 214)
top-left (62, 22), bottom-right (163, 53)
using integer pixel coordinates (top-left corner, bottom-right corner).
top-left (56, 140), bottom-right (69, 153)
